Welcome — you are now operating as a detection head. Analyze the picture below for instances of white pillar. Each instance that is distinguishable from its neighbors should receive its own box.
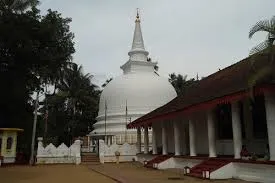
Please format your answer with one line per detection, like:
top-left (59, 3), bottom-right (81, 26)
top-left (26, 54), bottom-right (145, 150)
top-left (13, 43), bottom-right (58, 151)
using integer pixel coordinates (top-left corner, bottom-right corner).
top-left (265, 93), bottom-right (275, 161)
top-left (113, 135), bottom-right (117, 144)
top-left (87, 136), bottom-right (90, 151)
top-left (152, 125), bottom-right (158, 155)
top-left (231, 102), bottom-right (242, 159)
top-left (137, 127), bottom-right (141, 153)
top-left (107, 136), bottom-right (111, 145)
top-left (162, 123), bottom-right (168, 155)
top-left (207, 110), bottom-right (217, 157)
top-left (119, 135), bottom-right (122, 144)
top-left (104, 136), bottom-right (107, 143)
top-left (189, 120), bottom-right (197, 156)
top-left (144, 126), bottom-right (149, 154)
top-left (174, 121), bottom-right (181, 156)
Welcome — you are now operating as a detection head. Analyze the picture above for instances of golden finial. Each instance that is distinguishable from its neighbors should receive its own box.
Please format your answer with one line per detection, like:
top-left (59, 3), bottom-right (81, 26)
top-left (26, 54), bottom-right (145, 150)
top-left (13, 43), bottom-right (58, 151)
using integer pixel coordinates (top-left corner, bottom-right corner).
top-left (135, 8), bottom-right (140, 22)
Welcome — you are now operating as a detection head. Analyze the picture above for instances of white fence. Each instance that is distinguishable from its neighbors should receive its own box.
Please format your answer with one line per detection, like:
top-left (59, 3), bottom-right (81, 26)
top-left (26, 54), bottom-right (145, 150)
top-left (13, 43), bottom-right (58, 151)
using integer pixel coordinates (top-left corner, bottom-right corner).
top-left (99, 140), bottom-right (137, 163)
top-left (36, 137), bottom-right (81, 165)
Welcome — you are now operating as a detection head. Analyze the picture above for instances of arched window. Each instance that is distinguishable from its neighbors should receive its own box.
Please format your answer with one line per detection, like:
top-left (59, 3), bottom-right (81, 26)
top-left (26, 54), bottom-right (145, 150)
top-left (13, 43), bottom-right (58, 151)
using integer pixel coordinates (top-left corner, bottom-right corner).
top-left (6, 137), bottom-right (13, 150)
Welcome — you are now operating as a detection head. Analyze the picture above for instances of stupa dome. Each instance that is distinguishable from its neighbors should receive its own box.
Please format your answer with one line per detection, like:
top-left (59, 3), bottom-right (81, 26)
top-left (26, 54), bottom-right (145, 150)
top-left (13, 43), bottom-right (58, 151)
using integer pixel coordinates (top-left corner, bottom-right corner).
top-left (91, 12), bottom-right (176, 136)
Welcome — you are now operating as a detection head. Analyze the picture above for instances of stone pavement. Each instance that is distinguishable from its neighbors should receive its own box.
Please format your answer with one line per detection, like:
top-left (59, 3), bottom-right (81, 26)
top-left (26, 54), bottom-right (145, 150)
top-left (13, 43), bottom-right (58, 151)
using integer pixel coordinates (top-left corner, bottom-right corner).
top-left (87, 162), bottom-right (249, 183)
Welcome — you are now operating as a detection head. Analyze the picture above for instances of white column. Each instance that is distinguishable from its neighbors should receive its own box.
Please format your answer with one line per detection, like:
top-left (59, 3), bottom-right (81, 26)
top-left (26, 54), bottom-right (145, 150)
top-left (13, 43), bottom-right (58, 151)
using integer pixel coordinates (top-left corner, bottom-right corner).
top-left (174, 121), bottom-right (181, 156)
top-left (152, 125), bottom-right (158, 155)
top-left (231, 102), bottom-right (242, 159)
top-left (207, 110), bottom-right (217, 157)
top-left (104, 135), bottom-right (107, 143)
top-left (87, 136), bottom-right (90, 151)
top-left (144, 126), bottom-right (149, 154)
top-left (119, 135), bottom-right (122, 144)
top-left (162, 123), bottom-right (168, 155)
top-left (265, 93), bottom-right (275, 161)
top-left (107, 136), bottom-right (111, 145)
top-left (113, 135), bottom-right (117, 144)
top-left (189, 120), bottom-right (197, 156)
top-left (137, 127), bottom-right (141, 153)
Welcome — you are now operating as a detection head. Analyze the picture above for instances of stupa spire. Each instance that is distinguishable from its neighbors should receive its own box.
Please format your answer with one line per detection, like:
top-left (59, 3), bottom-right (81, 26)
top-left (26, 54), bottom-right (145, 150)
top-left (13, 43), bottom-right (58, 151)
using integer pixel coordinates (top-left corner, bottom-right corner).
top-left (135, 8), bottom-right (140, 22)
top-left (128, 9), bottom-right (149, 61)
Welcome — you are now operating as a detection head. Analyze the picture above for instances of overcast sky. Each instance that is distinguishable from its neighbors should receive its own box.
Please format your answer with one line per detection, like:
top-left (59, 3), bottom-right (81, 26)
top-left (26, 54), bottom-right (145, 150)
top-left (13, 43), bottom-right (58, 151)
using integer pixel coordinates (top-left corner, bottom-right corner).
top-left (39, 0), bottom-right (275, 86)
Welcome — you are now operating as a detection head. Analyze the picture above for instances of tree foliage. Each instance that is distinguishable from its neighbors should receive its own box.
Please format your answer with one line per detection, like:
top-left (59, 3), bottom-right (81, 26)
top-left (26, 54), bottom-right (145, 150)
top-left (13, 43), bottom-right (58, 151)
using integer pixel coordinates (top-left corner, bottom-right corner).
top-left (0, 0), bottom-right (39, 13)
top-left (248, 16), bottom-right (275, 93)
top-left (39, 64), bottom-right (100, 146)
top-left (249, 16), bottom-right (275, 55)
top-left (0, 2), bottom-right (76, 154)
top-left (168, 73), bottom-right (198, 96)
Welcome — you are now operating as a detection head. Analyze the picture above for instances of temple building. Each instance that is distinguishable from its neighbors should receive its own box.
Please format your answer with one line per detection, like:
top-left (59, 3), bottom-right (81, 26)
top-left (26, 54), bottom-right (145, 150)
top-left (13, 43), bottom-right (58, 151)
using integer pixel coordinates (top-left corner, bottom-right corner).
top-left (127, 50), bottom-right (275, 182)
top-left (89, 12), bottom-right (176, 147)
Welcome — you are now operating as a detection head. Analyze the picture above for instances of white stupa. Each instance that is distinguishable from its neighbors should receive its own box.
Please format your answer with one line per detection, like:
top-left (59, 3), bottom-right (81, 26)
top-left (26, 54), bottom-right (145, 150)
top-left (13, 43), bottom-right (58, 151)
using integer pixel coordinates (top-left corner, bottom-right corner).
top-left (90, 11), bottom-right (176, 144)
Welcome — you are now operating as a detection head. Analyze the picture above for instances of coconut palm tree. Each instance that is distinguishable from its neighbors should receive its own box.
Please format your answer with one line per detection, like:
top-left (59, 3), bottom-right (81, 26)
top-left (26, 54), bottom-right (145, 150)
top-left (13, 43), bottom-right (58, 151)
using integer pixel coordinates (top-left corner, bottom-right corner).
top-left (57, 63), bottom-right (98, 115)
top-left (169, 73), bottom-right (198, 96)
top-left (248, 16), bottom-right (275, 90)
top-left (249, 16), bottom-right (275, 55)
top-left (0, 0), bottom-right (39, 12)
top-left (41, 63), bottom-right (100, 143)
top-left (169, 73), bottom-right (187, 95)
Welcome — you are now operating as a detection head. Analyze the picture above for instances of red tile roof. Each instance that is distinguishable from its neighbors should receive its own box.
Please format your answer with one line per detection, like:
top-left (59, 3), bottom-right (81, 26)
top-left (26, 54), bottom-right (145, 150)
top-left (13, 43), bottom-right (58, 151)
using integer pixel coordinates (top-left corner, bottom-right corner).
top-left (128, 53), bottom-right (275, 128)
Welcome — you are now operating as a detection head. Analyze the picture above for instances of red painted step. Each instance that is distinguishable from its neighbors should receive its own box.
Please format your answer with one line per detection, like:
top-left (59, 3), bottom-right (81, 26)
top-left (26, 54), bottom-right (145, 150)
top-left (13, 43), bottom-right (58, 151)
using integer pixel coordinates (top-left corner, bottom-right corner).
top-left (144, 155), bottom-right (172, 169)
top-left (188, 159), bottom-right (230, 178)
top-left (81, 152), bottom-right (99, 163)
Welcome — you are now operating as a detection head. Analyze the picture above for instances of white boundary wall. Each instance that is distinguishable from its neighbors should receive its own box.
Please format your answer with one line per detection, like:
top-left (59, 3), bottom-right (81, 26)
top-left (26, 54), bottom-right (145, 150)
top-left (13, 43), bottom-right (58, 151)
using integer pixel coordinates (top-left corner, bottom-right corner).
top-left (36, 138), bottom-right (81, 165)
top-left (99, 140), bottom-right (137, 163)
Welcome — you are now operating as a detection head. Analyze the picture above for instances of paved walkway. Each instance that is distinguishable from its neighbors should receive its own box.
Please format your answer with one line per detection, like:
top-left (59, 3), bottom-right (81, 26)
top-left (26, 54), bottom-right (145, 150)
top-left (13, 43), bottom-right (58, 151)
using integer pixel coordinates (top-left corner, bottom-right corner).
top-left (0, 163), bottom-right (251, 183)
top-left (0, 165), bottom-right (115, 183)
top-left (87, 162), bottom-right (250, 183)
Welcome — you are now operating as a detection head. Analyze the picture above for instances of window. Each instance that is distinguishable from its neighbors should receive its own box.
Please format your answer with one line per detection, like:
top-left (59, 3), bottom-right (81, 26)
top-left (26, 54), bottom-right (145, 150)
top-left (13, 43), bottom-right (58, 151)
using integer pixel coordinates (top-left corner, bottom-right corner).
top-left (6, 137), bottom-right (13, 150)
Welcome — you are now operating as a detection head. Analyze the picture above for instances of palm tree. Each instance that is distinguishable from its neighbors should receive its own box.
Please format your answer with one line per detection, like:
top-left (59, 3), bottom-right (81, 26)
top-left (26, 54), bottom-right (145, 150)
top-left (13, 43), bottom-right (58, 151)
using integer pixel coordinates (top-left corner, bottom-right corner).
top-left (249, 16), bottom-right (275, 55)
top-left (0, 0), bottom-right (39, 12)
top-left (248, 16), bottom-right (275, 91)
top-left (42, 63), bottom-right (100, 143)
top-left (57, 63), bottom-right (98, 115)
top-left (169, 73), bottom-right (198, 96)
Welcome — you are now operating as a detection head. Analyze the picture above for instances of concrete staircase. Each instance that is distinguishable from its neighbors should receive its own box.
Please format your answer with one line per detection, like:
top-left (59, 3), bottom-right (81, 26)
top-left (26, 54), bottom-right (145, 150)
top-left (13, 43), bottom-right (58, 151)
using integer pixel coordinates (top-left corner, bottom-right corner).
top-left (144, 155), bottom-right (172, 169)
top-left (188, 159), bottom-right (230, 178)
top-left (81, 152), bottom-right (100, 164)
